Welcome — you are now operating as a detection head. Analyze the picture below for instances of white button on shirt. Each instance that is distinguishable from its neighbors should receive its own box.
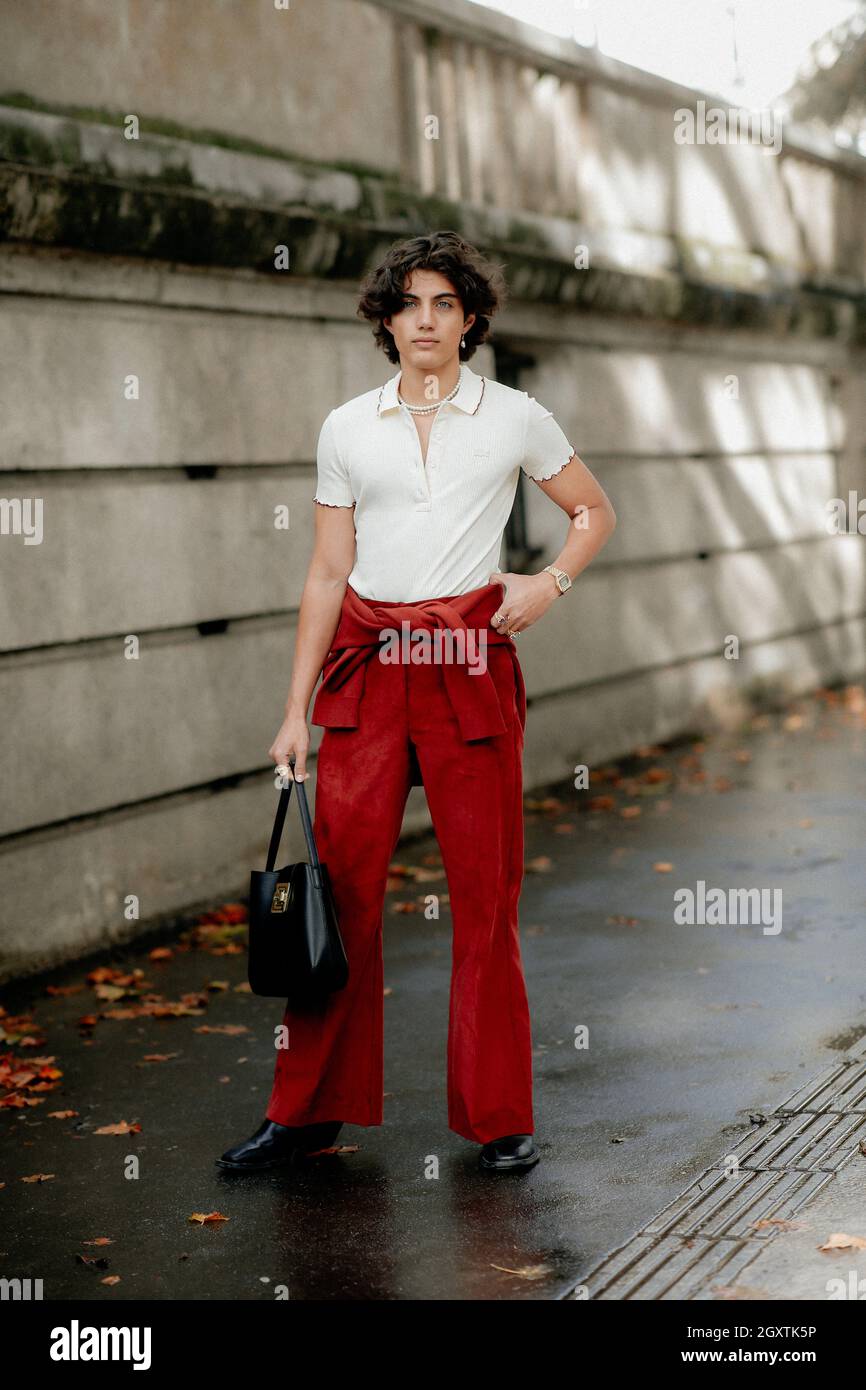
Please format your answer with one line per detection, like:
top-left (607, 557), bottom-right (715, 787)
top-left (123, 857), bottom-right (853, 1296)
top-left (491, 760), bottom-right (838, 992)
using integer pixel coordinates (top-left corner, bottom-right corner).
top-left (312, 362), bottom-right (575, 602)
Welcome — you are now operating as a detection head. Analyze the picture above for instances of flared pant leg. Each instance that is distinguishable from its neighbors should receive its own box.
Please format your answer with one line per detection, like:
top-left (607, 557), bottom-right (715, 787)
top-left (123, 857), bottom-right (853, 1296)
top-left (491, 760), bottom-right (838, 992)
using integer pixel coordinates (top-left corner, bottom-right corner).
top-left (407, 645), bottom-right (534, 1144)
top-left (264, 653), bottom-right (413, 1129)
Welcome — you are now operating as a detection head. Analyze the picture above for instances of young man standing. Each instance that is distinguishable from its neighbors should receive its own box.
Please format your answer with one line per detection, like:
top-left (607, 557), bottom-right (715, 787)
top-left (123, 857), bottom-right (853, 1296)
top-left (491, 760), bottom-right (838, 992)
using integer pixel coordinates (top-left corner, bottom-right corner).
top-left (218, 231), bottom-right (616, 1174)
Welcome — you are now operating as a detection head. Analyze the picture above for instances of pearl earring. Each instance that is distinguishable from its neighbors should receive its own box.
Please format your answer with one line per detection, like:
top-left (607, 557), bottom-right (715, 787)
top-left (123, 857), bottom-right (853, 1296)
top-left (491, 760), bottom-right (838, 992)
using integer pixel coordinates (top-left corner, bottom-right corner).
top-left (461, 336), bottom-right (466, 349)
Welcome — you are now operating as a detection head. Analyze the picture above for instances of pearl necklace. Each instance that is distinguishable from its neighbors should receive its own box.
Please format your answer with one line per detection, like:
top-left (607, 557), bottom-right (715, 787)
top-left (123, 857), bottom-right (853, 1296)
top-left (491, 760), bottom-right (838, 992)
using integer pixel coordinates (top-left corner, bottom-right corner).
top-left (398, 379), bottom-right (461, 414)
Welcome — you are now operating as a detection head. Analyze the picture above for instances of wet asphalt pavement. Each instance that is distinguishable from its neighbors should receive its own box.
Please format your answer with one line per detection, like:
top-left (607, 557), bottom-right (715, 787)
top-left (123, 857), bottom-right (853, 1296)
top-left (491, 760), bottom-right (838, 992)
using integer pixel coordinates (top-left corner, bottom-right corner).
top-left (2, 685), bottom-right (865, 1300)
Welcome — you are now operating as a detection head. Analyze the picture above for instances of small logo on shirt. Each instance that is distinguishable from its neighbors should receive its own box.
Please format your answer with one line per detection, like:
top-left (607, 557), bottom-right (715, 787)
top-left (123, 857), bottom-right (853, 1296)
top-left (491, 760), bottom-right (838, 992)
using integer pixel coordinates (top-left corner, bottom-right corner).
top-left (378, 622), bottom-right (488, 674)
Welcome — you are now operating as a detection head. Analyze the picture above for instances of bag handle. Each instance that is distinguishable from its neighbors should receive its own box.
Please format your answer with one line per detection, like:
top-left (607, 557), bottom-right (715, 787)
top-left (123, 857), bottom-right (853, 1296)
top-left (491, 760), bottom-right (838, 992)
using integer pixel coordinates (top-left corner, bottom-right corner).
top-left (264, 757), bottom-right (322, 878)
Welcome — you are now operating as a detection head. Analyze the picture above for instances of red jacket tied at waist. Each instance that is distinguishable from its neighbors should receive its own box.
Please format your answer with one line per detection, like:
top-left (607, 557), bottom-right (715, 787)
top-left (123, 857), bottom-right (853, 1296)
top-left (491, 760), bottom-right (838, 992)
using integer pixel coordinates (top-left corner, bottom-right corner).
top-left (310, 582), bottom-right (525, 741)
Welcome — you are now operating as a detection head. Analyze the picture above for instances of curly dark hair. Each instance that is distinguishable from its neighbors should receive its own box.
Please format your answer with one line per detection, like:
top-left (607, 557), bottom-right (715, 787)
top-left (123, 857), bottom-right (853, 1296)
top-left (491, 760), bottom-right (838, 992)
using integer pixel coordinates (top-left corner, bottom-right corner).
top-left (357, 230), bottom-right (507, 364)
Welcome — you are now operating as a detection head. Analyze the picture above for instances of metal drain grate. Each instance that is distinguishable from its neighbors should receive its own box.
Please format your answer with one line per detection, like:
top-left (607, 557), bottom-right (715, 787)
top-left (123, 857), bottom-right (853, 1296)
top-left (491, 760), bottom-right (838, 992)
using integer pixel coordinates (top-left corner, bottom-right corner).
top-left (564, 1034), bottom-right (866, 1300)
top-left (712, 1109), bottom-right (866, 1174)
top-left (775, 1060), bottom-right (866, 1115)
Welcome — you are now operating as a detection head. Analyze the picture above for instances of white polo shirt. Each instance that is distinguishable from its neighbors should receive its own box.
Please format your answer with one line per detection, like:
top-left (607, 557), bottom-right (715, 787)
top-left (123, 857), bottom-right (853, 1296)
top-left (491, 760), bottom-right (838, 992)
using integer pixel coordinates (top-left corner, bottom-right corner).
top-left (312, 362), bottom-right (575, 602)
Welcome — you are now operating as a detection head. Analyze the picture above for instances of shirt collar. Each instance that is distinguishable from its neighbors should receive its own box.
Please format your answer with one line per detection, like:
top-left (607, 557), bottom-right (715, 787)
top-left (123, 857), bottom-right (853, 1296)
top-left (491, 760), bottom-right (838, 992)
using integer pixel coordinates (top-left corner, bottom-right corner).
top-left (376, 363), bottom-right (485, 417)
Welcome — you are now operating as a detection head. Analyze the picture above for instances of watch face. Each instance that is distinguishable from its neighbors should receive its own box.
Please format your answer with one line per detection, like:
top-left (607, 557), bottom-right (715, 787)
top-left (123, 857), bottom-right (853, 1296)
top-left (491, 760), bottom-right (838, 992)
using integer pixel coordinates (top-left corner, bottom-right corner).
top-left (558, 574), bottom-right (570, 592)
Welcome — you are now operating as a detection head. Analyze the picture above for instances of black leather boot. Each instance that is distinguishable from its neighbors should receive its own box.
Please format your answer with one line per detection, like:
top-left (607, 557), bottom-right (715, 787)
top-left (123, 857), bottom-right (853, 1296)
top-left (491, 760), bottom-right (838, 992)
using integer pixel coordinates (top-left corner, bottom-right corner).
top-left (478, 1133), bottom-right (539, 1172)
top-left (215, 1118), bottom-right (343, 1171)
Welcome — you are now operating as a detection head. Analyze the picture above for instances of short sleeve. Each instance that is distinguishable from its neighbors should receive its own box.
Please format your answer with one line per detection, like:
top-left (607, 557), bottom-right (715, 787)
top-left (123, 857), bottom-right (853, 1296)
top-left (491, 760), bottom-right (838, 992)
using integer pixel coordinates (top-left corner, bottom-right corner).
top-left (313, 410), bottom-right (355, 507)
top-left (520, 394), bottom-right (575, 481)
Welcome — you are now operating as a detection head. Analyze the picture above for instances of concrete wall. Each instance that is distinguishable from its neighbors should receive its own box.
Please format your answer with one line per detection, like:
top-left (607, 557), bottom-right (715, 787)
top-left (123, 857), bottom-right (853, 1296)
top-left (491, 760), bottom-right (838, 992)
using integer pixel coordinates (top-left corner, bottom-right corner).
top-left (0, 0), bottom-right (403, 175)
top-left (1, 0), bottom-right (865, 979)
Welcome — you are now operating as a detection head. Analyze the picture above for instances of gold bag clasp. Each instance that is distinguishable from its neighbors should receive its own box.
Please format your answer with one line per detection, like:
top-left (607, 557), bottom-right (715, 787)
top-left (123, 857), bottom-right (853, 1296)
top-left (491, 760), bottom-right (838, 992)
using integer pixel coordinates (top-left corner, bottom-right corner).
top-left (271, 881), bottom-right (290, 913)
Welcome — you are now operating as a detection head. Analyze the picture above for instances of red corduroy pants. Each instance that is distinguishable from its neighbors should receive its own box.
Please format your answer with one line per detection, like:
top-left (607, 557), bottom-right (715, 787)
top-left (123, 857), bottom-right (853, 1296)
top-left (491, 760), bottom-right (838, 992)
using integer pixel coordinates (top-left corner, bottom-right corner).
top-left (264, 591), bottom-right (534, 1144)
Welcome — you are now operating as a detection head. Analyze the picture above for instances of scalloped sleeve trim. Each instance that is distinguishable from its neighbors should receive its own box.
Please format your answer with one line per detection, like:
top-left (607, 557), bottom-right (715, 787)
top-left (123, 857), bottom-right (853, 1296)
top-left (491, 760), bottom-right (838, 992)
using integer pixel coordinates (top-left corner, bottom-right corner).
top-left (526, 449), bottom-right (576, 482)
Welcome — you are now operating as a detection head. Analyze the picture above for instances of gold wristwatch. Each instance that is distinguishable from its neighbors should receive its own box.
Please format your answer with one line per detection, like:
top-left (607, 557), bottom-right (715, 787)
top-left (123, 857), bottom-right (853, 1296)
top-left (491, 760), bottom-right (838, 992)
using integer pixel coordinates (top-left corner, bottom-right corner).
top-left (543, 564), bottom-right (572, 595)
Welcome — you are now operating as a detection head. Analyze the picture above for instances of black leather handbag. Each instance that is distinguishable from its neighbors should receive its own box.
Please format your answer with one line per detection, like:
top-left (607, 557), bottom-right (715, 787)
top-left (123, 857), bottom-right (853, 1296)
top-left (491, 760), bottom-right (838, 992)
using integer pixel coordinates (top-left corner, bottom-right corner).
top-left (248, 769), bottom-right (349, 1003)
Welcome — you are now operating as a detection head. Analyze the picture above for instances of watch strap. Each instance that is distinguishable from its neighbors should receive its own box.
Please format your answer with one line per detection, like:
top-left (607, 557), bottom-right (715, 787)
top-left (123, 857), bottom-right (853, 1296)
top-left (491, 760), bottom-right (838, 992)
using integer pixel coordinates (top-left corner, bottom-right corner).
top-left (543, 564), bottom-right (571, 593)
